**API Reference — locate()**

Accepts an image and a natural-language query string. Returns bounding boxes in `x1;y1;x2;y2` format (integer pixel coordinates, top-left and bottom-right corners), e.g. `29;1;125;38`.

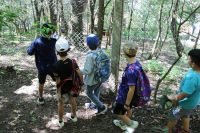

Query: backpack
70;59;83;96
132;68;151;107
56;59;83;96
93;49;111;83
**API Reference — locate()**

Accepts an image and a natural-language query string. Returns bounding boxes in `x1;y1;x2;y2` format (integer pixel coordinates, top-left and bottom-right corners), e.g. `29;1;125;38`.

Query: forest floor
0;38;200;133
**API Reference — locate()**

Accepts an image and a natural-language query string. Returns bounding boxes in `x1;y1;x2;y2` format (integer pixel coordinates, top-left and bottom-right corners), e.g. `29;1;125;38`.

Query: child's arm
27;41;36;55
176;93;188;101
171;93;188;106
81;55;94;75
124;85;136;109
76;69;84;85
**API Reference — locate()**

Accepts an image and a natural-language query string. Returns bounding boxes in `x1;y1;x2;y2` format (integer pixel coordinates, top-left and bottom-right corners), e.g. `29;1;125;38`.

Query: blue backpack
93;49;111;83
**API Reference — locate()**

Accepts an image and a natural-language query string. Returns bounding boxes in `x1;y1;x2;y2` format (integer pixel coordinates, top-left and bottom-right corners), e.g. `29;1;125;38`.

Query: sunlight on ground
45;108;97;130
14;78;38;95
32;128;48;133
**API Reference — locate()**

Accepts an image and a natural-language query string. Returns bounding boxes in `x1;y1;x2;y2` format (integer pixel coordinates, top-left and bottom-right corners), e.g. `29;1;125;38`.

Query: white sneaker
52;119;64;128
37;97;45;105
125;120;139;133
113;119;126;130
66;113;78;122
58;121;64;128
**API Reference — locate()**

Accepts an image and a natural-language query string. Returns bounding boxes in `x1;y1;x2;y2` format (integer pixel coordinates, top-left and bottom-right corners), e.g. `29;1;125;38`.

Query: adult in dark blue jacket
27;23;57;105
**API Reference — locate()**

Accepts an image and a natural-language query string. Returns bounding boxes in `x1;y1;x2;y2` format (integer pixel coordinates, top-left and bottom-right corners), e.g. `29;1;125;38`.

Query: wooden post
111;0;124;94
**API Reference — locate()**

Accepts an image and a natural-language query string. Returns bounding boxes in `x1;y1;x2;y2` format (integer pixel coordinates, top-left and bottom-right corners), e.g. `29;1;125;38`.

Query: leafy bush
164;66;182;81
143;59;164;74
160;86;173;96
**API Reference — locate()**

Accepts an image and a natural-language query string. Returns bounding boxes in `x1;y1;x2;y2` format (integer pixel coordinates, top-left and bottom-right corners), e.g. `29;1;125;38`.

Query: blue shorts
168;106;193;121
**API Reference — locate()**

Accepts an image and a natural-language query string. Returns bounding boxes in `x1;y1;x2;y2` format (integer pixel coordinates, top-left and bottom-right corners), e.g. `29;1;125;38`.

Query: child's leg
118;114;132;125
69;97;77;117
126;108;132;118
93;83;101;98
58;99;64;121
38;84;44;98
86;83;104;108
166;120;177;133
182;117;190;132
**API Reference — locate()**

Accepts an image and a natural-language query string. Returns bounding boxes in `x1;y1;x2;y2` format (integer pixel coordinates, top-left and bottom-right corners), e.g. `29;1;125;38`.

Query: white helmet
55;37;70;52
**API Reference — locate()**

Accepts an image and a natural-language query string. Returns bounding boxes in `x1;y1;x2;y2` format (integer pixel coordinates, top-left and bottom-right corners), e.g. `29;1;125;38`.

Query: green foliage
143;60;164;74
160;87;173;96
0;6;18;32
164;66;182;81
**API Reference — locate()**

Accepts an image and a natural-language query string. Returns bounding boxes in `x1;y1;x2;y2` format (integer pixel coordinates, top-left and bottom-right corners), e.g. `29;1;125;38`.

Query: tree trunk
71;0;87;49
89;0;96;33
97;0;105;47
112;0;124;94
148;1;164;59
49;0;57;24
60;0;68;36
127;0;134;40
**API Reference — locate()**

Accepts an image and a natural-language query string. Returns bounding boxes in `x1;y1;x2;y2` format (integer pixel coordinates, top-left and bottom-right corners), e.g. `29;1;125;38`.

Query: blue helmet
86;34;99;49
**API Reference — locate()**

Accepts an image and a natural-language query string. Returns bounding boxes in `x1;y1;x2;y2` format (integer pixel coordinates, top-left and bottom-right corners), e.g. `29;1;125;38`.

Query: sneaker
52;119;64;128
113;119;126;130
89;102;97;109
125;120;139;133
58;121;64;128
37;97;45;105
85;102;97;109
95;105;107;115
66;113;78;122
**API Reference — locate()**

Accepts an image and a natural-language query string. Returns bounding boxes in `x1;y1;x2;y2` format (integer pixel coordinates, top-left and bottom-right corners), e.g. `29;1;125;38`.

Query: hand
124;104;130;110
169;95;178;107
171;98;178;107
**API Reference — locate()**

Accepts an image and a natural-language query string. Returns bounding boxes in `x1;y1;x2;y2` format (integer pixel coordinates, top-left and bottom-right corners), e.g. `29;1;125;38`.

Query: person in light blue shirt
81;34;107;115
166;49;200;133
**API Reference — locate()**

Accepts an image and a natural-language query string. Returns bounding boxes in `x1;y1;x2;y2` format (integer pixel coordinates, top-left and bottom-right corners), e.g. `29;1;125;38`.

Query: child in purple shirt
113;42;143;132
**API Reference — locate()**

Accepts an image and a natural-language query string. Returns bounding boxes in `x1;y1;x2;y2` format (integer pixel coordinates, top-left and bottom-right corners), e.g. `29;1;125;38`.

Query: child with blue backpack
81;34;109;115
113;42;151;133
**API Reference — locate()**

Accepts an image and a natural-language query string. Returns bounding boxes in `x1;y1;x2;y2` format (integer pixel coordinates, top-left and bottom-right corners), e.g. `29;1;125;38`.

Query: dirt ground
0;41;200;133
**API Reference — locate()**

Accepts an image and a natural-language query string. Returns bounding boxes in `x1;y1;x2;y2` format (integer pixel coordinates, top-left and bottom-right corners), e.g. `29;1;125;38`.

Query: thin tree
153;0;200;103
112;0;124;94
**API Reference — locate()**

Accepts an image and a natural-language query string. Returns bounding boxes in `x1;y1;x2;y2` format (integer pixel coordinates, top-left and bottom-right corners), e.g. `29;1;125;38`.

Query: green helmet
41;23;56;36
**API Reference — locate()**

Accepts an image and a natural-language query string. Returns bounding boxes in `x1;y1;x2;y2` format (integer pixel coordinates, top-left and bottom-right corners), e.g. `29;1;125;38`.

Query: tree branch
180;4;200;25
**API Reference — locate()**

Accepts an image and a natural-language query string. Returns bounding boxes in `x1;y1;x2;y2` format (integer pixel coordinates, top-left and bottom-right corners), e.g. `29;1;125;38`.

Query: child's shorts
38;70;55;84
168;106;193;121
112;101;134;115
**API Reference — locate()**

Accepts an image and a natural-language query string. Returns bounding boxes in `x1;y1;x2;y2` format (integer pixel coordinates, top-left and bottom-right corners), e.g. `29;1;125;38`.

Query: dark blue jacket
27;36;57;72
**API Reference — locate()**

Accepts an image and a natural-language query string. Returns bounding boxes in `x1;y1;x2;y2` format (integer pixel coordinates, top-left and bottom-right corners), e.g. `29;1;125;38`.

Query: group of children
27;23;200;133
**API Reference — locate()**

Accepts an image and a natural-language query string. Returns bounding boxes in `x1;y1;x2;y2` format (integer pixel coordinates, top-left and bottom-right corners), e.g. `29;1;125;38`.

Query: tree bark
89;0;96;33
49;0;57;24
112;0;124;94
97;0;105;47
